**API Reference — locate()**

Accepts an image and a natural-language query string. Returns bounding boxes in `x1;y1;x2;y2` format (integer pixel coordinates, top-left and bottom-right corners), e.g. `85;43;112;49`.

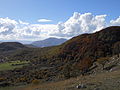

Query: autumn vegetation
0;26;120;88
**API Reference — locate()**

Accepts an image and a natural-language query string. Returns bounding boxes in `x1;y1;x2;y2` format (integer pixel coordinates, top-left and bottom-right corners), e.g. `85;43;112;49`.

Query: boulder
76;83;87;89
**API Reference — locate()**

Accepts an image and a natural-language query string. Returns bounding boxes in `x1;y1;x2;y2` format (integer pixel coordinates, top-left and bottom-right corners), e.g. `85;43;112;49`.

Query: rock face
31;37;67;47
94;54;120;73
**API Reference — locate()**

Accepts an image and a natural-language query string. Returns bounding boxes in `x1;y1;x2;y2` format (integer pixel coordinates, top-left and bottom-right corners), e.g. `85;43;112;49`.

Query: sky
0;0;120;43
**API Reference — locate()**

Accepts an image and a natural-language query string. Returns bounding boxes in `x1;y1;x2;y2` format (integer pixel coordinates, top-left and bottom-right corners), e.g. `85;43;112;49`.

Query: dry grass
14;69;120;90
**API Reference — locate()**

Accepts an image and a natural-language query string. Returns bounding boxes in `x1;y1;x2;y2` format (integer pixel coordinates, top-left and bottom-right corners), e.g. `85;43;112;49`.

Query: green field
0;60;29;71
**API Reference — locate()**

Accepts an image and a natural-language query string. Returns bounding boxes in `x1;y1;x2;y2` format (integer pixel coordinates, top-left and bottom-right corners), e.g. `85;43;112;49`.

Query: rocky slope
57;26;120;72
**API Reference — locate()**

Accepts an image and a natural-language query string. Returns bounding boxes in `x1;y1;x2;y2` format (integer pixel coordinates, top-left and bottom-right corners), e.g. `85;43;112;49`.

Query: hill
0;42;27;52
31;37;67;47
57;26;120;71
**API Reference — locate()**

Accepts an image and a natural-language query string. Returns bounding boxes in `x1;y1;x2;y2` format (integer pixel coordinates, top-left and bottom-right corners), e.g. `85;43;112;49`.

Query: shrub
97;57;109;69
31;79;40;85
0;77;6;81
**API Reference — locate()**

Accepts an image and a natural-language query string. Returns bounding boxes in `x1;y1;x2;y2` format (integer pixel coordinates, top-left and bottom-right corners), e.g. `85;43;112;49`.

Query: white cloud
19;20;29;25
38;19;52;22
110;16;120;26
52;12;107;37
0;12;120;42
0;17;18;35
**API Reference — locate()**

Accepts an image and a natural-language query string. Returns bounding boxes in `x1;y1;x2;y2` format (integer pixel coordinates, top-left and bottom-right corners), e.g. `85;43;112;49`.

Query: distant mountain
31;37;67;47
0;42;27;52
25;44;37;48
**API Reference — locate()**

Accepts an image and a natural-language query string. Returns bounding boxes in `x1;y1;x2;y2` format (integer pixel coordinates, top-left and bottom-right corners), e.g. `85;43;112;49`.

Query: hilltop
0;42;27;52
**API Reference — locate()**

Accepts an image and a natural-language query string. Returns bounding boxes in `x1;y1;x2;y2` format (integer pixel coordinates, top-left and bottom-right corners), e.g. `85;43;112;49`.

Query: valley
0;26;120;90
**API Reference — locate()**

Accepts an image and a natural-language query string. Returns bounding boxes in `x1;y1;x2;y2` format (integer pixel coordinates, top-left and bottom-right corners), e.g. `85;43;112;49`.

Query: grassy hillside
1;67;120;90
21;70;120;90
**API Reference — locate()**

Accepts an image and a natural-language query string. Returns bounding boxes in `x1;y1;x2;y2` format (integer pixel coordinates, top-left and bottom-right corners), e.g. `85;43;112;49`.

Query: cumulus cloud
38;19;52;22
0;17;18;35
0;12;120;42
52;12;107;37
110;16;120;26
19;20;29;25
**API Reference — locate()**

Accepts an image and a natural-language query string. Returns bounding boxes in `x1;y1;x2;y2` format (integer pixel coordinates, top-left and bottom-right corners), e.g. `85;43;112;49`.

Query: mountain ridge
31;37;67;47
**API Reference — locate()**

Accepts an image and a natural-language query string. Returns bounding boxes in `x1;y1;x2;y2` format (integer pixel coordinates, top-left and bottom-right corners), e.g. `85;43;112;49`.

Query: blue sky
0;0;119;23
0;0;120;43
